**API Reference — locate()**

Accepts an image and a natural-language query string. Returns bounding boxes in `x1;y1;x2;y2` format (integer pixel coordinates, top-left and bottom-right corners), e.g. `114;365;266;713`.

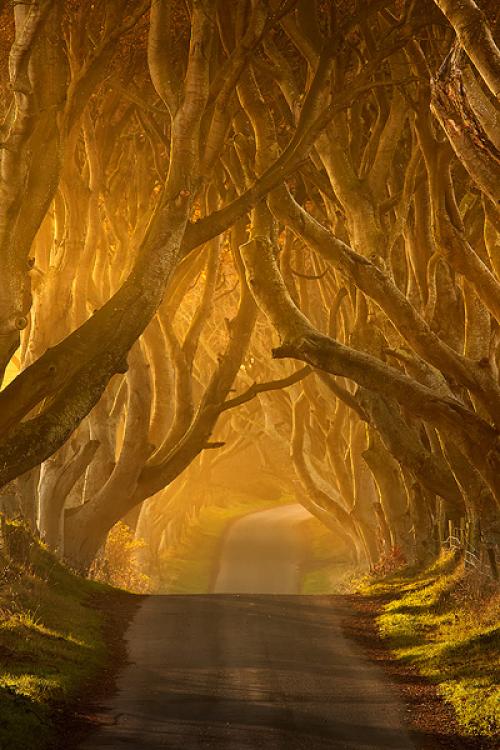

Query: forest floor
0;519;138;750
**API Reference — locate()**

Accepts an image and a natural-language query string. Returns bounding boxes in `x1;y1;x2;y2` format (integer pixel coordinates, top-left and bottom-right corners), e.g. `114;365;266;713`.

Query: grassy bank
158;495;292;593
358;552;499;737
0;519;123;750
299;517;357;594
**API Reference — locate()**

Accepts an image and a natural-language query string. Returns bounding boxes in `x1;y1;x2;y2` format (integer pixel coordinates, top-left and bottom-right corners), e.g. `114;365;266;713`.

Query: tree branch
218;365;311;413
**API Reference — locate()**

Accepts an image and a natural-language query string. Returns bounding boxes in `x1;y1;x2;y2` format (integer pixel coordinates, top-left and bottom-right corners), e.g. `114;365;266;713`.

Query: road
79;505;415;749
213;503;312;593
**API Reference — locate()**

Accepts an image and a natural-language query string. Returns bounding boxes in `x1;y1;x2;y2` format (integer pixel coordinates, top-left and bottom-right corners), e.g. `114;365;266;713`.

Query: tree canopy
0;0;498;574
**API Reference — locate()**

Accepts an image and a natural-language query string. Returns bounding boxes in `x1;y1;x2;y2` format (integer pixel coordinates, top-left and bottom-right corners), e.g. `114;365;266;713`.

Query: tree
0;0;498;575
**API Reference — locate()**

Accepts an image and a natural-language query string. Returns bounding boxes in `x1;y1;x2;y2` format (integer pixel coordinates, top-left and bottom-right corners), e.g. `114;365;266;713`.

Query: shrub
90;522;150;593
371;546;407;577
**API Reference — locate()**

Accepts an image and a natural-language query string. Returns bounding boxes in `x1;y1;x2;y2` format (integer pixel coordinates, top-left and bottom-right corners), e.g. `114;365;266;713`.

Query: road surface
79;505;415;749
213;503;312;593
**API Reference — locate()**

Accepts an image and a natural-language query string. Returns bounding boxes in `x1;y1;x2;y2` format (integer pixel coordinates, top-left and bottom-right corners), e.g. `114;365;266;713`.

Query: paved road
213;504;312;594
79;506;415;749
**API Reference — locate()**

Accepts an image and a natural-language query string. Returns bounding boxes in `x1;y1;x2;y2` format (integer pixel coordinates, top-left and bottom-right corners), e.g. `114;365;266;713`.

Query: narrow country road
79;505;415;749
213;503;312;593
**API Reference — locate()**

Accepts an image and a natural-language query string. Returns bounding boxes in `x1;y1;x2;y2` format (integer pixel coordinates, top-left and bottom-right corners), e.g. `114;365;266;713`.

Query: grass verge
158;494;292;593
0;518;132;750
358;551;499;737
299;517;357;593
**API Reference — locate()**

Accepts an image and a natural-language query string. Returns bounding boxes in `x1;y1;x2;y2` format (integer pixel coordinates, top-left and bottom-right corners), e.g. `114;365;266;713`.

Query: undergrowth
359;551;500;737
90;521;151;593
299;518;359;594
0;518;113;750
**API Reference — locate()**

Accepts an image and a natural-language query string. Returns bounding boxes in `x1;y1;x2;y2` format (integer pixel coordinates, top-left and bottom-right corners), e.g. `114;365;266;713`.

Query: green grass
358;552;500;737
299;518;356;594
158;494;293;593
0;519;114;750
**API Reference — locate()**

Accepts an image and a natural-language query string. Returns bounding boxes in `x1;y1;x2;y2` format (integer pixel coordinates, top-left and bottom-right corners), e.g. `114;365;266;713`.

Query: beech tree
0;0;498;575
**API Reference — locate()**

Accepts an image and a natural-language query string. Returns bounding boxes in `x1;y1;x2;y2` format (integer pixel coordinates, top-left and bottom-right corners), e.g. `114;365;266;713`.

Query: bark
0;0;63;378
14;468;39;531
349;421;381;568
431;51;500;208
64;342;153;566
269;185;500;420
62;243;258;568
432;0;500;98
38;439;99;551
362;435;414;562
291;394;362;560
358;390;464;508
240;234;499;462
0;1;215;488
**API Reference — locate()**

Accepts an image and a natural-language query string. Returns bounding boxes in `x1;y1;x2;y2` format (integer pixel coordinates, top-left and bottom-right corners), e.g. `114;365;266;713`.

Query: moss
359;552;500;737
0;519;113;750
